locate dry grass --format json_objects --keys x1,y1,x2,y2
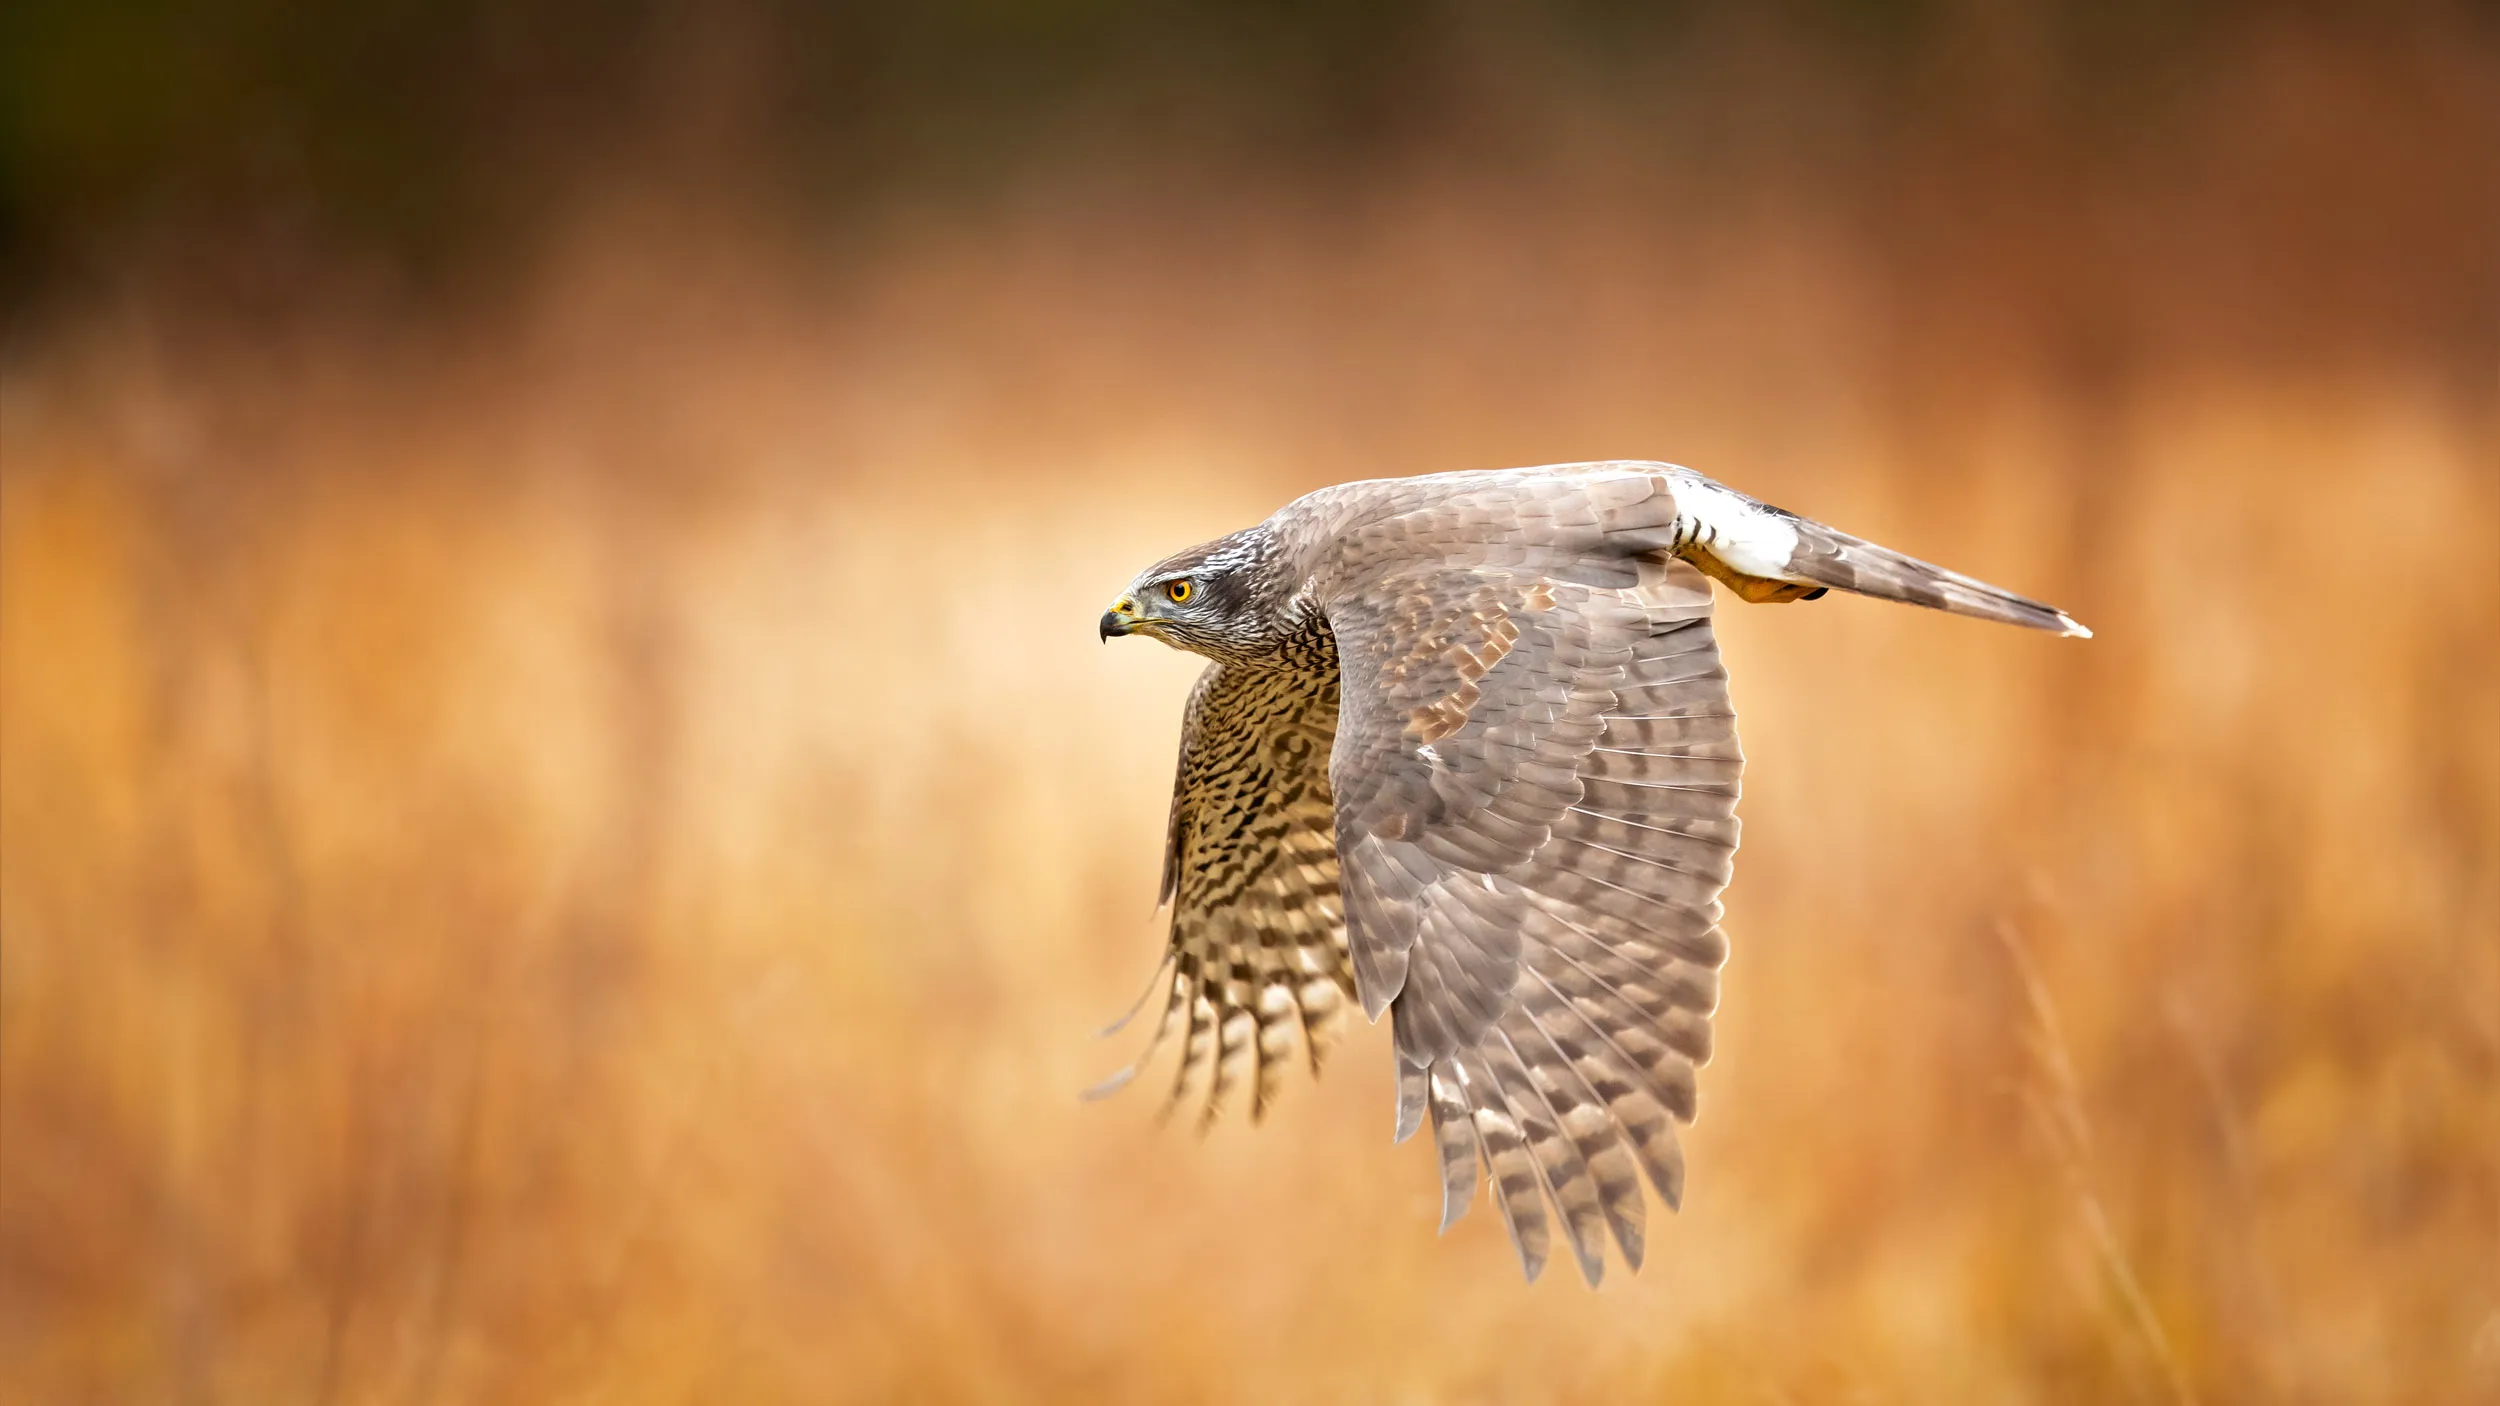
[{"x1": 4, "y1": 41, "x2": 2498, "y2": 1400}]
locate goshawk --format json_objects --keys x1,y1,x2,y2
[{"x1": 1094, "y1": 461, "x2": 2087, "y2": 1284}]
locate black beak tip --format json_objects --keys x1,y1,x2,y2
[{"x1": 1099, "y1": 611, "x2": 1122, "y2": 642}]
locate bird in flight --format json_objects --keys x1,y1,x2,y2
[{"x1": 1093, "y1": 461, "x2": 2087, "y2": 1285}]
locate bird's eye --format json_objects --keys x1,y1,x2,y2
[{"x1": 1164, "y1": 579, "x2": 1194, "y2": 603}]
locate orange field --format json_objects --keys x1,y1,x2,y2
[{"x1": 3, "y1": 7, "x2": 2496, "y2": 1402}]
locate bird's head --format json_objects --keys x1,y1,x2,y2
[{"x1": 1101, "y1": 528, "x2": 1283, "y2": 662}]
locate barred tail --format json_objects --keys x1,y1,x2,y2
[
  {"x1": 1775, "y1": 518, "x2": 2092, "y2": 637},
  {"x1": 1661, "y1": 470, "x2": 2091, "y2": 638}
]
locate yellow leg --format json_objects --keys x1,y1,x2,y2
[{"x1": 1683, "y1": 550, "x2": 1829, "y2": 604}]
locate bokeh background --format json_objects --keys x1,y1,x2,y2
[{"x1": 4, "y1": 2, "x2": 2496, "y2": 1401}]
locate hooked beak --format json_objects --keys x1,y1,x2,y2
[{"x1": 1100, "y1": 597, "x2": 1138, "y2": 641}]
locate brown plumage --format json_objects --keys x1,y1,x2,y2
[{"x1": 1094, "y1": 461, "x2": 2088, "y2": 1284}]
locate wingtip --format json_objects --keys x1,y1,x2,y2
[
  {"x1": 1618, "y1": 1231, "x2": 1645, "y2": 1275},
  {"x1": 1096, "y1": 949, "x2": 1174, "y2": 1037},
  {"x1": 1079, "y1": 1066, "x2": 1139, "y2": 1102},
  {"x1": 2057, "y1": 613, "x2": 2094, "y2": 639}
]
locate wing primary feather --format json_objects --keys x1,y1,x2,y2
[
  {"x1": 1084, "y1": 963, "x2": 1191, "y2": 1102},
  {"x1": 1295, "y1": 969, "x2": 1348, "y2": 1077},
  {"x1": 1198, "y1": 940, "x2": 1260, "y2": 1131},
  {"x1": 1250, "y1": 979, "x2": 1299, "y2": 1123},
  {"x1": 1525, "y1": 955, "x2": 1693, "y2": 1208},
  {"x1": 1096, "y1": 947, "x2": 1176, "y2": 1038},
  {"x1": 1426, "y1": 1062, "x2": 1482, "y2": 1229},
  {"x1": 1395, "y1": 1060, "x2": 1428, "y2": 1143},
  {"x1": 1556, "y1": 831, "x2": 1730, "y2": 883},
  {"x1": 1159, "y1": 958, "x2": 1219, "y2": 1127},
  {"x1": 1575, "y1": 774, "x2": 1736, "y2": 795},
  {"x1": 1522, "y1": 931, "x2": 1704, "y2": 1207},
  {"x1": 1488, "y1": 1026, "x2": 1612, "y2": 1287},
  {"x1": 1460, "y1": 1057, "x2": 1552, "y2": 1281},
  {"x1": 1565, "y1": 804, "x2": 1730, "y2": 843},
  {"x1": 1508, "y1": 996, "x2": 1649, "y2": 1270},
  {"x1": 1551, "y1": 864, "x2": 1724, "y2": 928},
  {"x1": 1079, "y1": 1065, "x2": 1138, "y2": 1101}
]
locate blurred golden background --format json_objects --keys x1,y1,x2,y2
[{"x1": 3, "y1": 2, "x2": 2496, "y2": 1401}]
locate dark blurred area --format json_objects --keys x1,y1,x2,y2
[
  {"x1": 2, "y1": 3, "x2": 2496, "y2": 1403},
  {"x1": 5, "y1": 0, "x2": 2494, "y2": 358}
]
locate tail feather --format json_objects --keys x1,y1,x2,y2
[
  {"x1": 1776, "y1": 517, "x2": 2092, "y2": 637},
  {"x1": 1660, "y1": 468, "x2": 2091, "y2": 637}
]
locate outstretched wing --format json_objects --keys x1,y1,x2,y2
[
  {"x1": 1100, "y1": 662, "x2": 1357, "y2": 1129},
  {"x1": 1101, "y1": 461, "x2": 2078, "y2": 1281},
  {"x1": 1320, "y1": 476, "x2": 1739, "y2": 1287}
]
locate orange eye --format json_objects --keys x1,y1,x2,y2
[{"x1": 1164, "y1": 579, "x2": 1194, "y2": 603}]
